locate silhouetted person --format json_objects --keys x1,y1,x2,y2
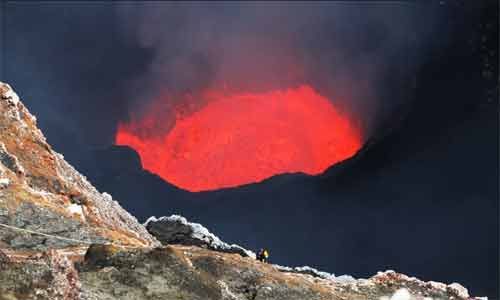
[{"x1": 257, "y1": 248, "x2": 269, "y2": 263}]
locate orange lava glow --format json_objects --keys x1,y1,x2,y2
[{"x1": 115, "y1": 85, "x2": 362, "y2": 192}]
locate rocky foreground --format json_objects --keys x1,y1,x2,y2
[{"x1": 0, "y1": 82, "x2": 485, "y2": 299}]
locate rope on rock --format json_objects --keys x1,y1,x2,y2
[{"x1": 0, "y1": 222, "x2": 150, "y2": 249}]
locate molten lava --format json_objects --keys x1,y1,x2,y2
[{"x1": 116, "y1": 85, "x2": 361, "y2": 192}]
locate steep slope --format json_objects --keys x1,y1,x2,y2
[{"x1": 0, "y1": 82, "x2": 159, "y2": 249}]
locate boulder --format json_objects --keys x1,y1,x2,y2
[{"x1": 145, "y1": 215, "x2": 255, "y2": 258}]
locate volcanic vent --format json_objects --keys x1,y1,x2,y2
[{"x1": 116, "y1": 85, "x2": 362, "y2": 192}]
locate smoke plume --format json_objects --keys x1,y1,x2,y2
[{"x1": 115, "y1": 2, "x2": 445, "y2": 139}]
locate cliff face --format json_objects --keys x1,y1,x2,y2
[
  {"x1": 0, "y1": 82, "x2": 483, "y2": 300},
  {"x1": 0, "y1": 82, "x2": 159, "y2": 249}
]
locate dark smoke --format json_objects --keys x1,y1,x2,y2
[
  {"x1": 1, "y1": 2, "x2": 447, "y2": 152},
  {"x1": 115, "y1": 2, "x2": 445, "y2": 139}
]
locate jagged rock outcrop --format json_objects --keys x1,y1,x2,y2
[
  {"x1": 145, "y1": 215, "x2": 347, "y2": 282},
  {"x1": 143, "y1": 215, "x2": 482, "y2": 299},
  {"x1": 145, "y1": 215, "x2": 256, "y2": 258},
  {"x1": 0, "y1": 82, "x2": 484, "y2": 299},
  {"x1": 0, "y1": 82, "x2": 159, "y2": 249}
]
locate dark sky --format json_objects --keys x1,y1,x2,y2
[{"x1": 1, "y1": 1, "x2": 498, "y2": 298}]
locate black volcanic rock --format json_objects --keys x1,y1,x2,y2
[
  {"x1": 145, "y1": 215, "x2": 256, "y2": 258},
  {"x1": 94, "y1": 145, "x2": 142, "y2": 175}
]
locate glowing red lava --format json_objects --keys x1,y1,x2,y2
[{"x1": 116, "y1": 85, "x2": 362, "y2": 192}]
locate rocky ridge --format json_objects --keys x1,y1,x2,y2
[
  {"x1": 0, "y1": 244, "x2": 481, "y2": 300},
  {"x1": 143, "y1": 214, "x2": 482, "y2": 300},
  {"x1": 0, "y1": 82, "x2": 159, "y2": 249},
  {"x1": 0, "y1": 82, "x2": 485, "y2": 299},
  {"x1": 145, "y1": 215, "x2": 256, "y2": 258},
  {"x1": 145, "y1": 214, "x2": 344, "y2": 281}
]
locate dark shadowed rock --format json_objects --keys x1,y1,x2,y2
[
  {"x1": 145, "y1": 215, "x2": 256, "y2": 258},
  {"x1": 80, "y1": 145, "x2": 143, "y2": 183}
]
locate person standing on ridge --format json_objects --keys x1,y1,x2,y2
[{"x1": 257, "y1": 248, "x2": 269, "y2": 263}]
